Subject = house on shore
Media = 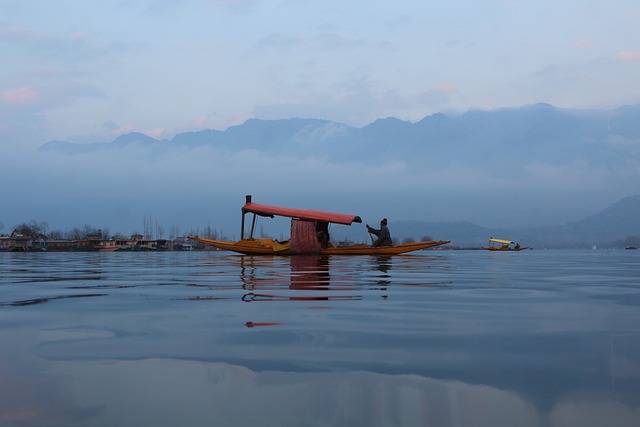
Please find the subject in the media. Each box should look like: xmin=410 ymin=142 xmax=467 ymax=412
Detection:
xmin=0 ymin=232 xmax=34 ymax=252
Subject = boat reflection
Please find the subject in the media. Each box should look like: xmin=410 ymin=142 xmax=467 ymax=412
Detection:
xmin=290 ymin=255 xmax=330 ymax=289
xmin=372 ymin=255 xmax=392 ymax=275
xmin=241 ymin=255 xmax=363 ymax=303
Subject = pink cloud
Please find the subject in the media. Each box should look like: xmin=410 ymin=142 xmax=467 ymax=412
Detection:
xmin=190 ymin=116 xmax=210 ymax=128
xmin=111 ymin=124 xmax=135 ymax=135
xmin=574 ymin=39 xmax=593 ymax=49
xmin=0 ymin=25 xmax=37 ymax=38
xmin=617 ymin=51 xmax=640 ymax=61
xmin=144 ymin=128 xmax=165 ymax=138
xmin=2 ymin=87 xmax=38 ymax=104
xmin=434 ymin=82 xmax=458 ymax=93
xmin=66 ymin=31 xmax=90 ymax=42
xmin=204 ymin=0 xmax=258 ymax=6
xmin=223 ymin=114 xmax=252 ymax=129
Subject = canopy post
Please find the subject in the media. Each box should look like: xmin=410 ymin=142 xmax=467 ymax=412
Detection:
xmin=241 ymin=211 xmax=245 ymax=240
xmin=241 ymin=195 xmax=252 ymax=239
xmin=250 ymin=214 xmax=257 ymax=239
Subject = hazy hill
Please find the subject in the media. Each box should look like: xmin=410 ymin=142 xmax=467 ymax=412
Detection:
xmin=516 ymin=194 xmax=640 ymax=248
xmin=39 ymin=104 xmax=640 ymax=174
xmin=385 ymin=194 xmax=640 ymax=249
xmin=31 ymin=103 xmax=640 ymax=237
xmin=40 ymin=103 xmax=640 ymax=164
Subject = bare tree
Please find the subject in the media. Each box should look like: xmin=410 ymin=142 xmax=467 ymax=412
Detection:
xmin=13 ymin=221 xmax=49 ymax=237
xmin=65 ymin=225 xmax=103 ymax=240
xmin=143 ymin=215 xmax=153 ymax=239
xmin=49 ymin=229 xmax=64 ymax=240
xmin=156 ymin=224 xmax=165 ymax=239
xmin=204 ymin=222 xmax=218 ymax=239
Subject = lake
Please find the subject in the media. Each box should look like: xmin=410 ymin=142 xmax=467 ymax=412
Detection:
xmin=1 ymin=250 xmax=639 ymax=427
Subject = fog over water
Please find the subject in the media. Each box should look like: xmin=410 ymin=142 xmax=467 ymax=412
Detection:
xmin=3 ymin=117 xmax=638 ymax=239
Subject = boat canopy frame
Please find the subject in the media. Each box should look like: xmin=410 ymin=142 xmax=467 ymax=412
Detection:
xmin=489 ymin=238 xmax=513 ymax=245
xmin=240 ymin=195 xmax=362 ymax=240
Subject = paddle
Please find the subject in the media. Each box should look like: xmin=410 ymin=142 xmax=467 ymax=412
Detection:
xmin=366 ymin=224 xmax=374 ymax=244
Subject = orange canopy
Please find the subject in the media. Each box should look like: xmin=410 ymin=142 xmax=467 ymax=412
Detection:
xmin=242 ymin=202 xmax=361 ymax=225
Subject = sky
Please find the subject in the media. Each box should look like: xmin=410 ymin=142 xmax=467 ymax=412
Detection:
xmin=2 ymin=0 xmax=640 ymax=144
xmin=1 ymin=0 xmax=640 ymax=236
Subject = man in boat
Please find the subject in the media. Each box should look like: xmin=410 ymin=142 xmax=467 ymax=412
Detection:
xmin=316 ymin=221 xmax=331 ymax=249
xmin=366 ymin=218 xmax=392 ymax=247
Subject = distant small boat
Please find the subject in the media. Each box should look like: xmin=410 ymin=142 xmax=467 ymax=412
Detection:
xmin=482 ymin=237 xmax=529 ymax=251
xmin=625 ymin=246 xmax=638 ymax=250
xmin=190 ymin=195 xmax=450 ymax=256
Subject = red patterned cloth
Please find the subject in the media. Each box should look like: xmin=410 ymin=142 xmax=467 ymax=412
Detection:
xmin=290 ymin=219 xmax=320 ymax=255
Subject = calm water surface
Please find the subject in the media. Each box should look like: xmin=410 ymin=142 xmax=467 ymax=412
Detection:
xmin=1 ymin=250 xmax=639 ymax=427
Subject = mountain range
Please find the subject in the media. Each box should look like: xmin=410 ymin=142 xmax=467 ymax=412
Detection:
xmin=388 ymin=194 xmax=640 ymax=249
xmin=30 ymin=103 xmax=640 ymax=243
xmin=41 ymin=103 xmax=640 ymax=171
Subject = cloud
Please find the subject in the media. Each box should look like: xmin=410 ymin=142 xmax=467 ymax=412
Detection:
xmin=0 ymin=24 xmax=108 ymax=60
xmin=112 ymin=124 xmax=135 ymax=135
xmin=573 ymin=39 xmax=594 ymax=49
xmin=523 ymin=160 xmax=610 ymax=190
xmin=0 ymin=21 xmax=120 ymax=144
xmin=203 ymin=0 xmax=259 ymax=6
xmin=252 ymin=33 xmax=304 ymax=52
xmin=251 ymin=30 xmax=374 ymax=55
xmin=102 ymin=121 xmax=119 ymax=131
xmin=144 ymin=128 xmax=165 ymax=138
xmin=0 ymin=25 xmax=38 ymax=40
xmin=251 ymin=81 xmax=459 ymax=126
xmin=617 ymin=51 xmax=640 ymax=61
xmin=0 ymin=80 xmax=105 ymax=148
xmin=1 ymin=87 xmax=38 ymax=105
xmin=415 ymin=82 xmax=459 ymax=106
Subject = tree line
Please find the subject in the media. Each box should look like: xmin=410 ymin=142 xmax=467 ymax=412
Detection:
xmin=1 ymin=219 xmax=226 ymax=241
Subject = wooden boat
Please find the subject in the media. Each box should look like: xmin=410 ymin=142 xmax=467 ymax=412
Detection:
xmin=190 ymin=195 xmax=450 ymax=256
xmin=482 ymin=237 xmax=529 ymax=251
xmin=192 ymin=236 xmax=449 ymax=256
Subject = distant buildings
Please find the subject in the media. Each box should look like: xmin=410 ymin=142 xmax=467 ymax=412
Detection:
xmin=0 ymin=232 xmax=33 ymax=252
xmin=0 ymin=230 xmax=201 ymax=252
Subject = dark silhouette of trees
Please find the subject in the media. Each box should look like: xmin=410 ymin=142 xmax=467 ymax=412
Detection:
xmin=13 ymin=221 xmax=49 ymax=237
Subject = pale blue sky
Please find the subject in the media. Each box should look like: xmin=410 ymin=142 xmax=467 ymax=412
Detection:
xmin=2 ymin=0 xmax=639 ymax=145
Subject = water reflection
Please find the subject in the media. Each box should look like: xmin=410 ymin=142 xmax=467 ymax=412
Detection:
xmin=241 ymin=255 xmax=363 ymax=302
xmin=290 ymin=256 xmax=331 ymax=289
xmin=1 ymin=251 xmax=640 ymax=426
xmin=0 ymin=293 xmax=107 ymax=307
xmin=372 ymin=255 xmax=392 ymax=274
xmin=3 ymin=353 xmax=640 ymax=427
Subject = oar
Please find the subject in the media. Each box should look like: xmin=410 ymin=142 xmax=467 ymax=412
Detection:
xmin=366 ymin=224 xmax=374 ymax=244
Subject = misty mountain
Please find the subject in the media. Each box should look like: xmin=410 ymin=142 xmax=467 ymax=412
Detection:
xmin=40 ymin=132 xmax=158 ymax=153
xmin=40 ymin=103 xmax=640 ymax=170
xmin=23 ymin=103 xmax=640 ymax=237
xmin=515 ymin=194 xmax=640 ymax=248
xmin=42 ymin=104 xmax=640 ymax=152
xmin=387 ymin=194 xmax=640 ymax=249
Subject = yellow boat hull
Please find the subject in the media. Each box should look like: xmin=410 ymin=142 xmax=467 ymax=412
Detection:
xmin=481 ymin=246 xmax=529 ymax=251
xmin=191 ymin=236 xmax=449 ymax=256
